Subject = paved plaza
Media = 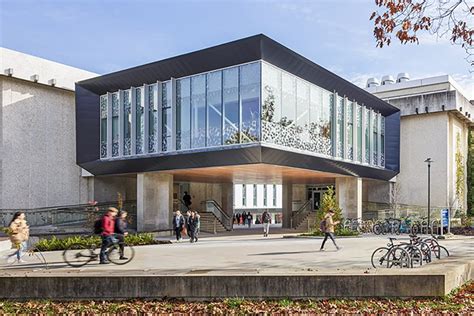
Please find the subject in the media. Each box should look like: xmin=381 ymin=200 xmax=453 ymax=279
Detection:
xmin=1 ymin=232 xmax=473 ymax=276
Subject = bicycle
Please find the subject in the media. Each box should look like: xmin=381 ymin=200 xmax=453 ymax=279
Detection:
xmin=63 ymin=236 xmax=135 ymax=267
xmin=2 ymin=237 xmax=48 ymax=269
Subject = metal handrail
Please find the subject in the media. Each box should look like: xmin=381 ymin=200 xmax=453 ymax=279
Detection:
xmin=292 ymin=198 xmax=313 ymax=216
xmin=201 ymin=200 xmax=232 ymax=231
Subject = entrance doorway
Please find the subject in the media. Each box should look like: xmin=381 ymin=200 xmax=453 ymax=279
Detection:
xmin=306 ymin=186 xmax=330 ymax=211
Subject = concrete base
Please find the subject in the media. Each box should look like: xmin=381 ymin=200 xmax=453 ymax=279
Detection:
xmin=0 ymin=258 xmax=472 ymax=300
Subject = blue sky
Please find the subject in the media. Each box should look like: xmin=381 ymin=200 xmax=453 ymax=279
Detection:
xmin=1 ymin=0 xmax=472 ymax=97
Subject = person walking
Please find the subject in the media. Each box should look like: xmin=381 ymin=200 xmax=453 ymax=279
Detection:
xmin=100 ymin=207 xmax=118 ymax=264
xmin=262 ymin=210 xmax=271 ymax=237
xmin=7 ymin=212 xmax=29 ymax=263
xmin=114 ymin=211 xmax=129 ymax=260
xmin=187 ymin=211 xmax=198 ymax=243
xmin=194 ymin=211 xmax=201 ymax=242
xmin=236 ymin=213 xmax=241 ymax=226
xmin=183 ymin=191 xmax=192 ymax=210
xmin=173 ymin=210 xmax=185 ymax=242
xmin=247 ymin=212 xmax=253 ymax=228
xmin=319 ymin=209 xmax=340 ymax=251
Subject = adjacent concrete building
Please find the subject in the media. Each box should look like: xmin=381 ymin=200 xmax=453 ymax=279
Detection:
xmin=0 ymin=48 xmax=98 ymax=209
xmin=366 ymin=74 xmax=473 ymax=214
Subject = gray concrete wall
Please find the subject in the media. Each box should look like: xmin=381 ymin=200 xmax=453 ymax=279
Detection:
xmin=0 ymin=77 xmax=91 ymax=209
xmin=93 ymin=175 xmax=137 ymax=203
xmin=189 ymin=182 xmax=223 ymax=210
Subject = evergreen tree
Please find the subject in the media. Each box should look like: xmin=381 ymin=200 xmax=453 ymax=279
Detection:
xmin=316 ymin=186 xmax=343 ymax=232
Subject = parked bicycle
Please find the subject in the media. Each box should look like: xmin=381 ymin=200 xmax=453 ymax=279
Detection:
xmin=63 ymin=237 xmax=135 ymax=267
xmin=371 ymin=235 xmax=449 ymax=269
xmin=372 ymin=218 xmax=401 ymax=235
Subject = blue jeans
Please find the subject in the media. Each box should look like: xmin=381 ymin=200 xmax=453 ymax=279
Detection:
xmin=100 ymin=235 xmax=117 ymax=262
xmin=11 ymin=241 xmax=26 ymax=260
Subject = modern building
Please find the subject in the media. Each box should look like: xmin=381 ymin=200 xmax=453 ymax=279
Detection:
xmin=76 ymin=34 xmax=401 ymax=231
xmin=0 ymin=47 xmax=98 ymax=210
xmin=366 ymin=74 xmax=473 ymax=214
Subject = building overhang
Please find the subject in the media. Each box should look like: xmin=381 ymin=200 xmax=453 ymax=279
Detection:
xmin=79 ymin=144 xmax=398 ymax=182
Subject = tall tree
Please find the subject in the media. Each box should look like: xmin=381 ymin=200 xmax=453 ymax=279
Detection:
xmin=370 ymin=0 xmax=474 ymax=68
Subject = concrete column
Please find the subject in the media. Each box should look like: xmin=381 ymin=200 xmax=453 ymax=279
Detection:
xmin=221 ymin=183 xmax=234 ymax=218
xmin=282 ymin=183 xmax=293 ymax=228
xmin=137 ymin=173 xmax=173 ymax=232
xmin=336 ymin=177 xmax=362 ymax=219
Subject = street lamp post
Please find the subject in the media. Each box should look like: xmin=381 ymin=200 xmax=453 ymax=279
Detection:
xmin=425 ymin=158 xmax=433 ymax=233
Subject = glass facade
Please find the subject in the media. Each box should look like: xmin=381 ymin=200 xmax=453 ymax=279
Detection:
xmin=135 ymin=87 xmax=144 ymax=155
xmin=98 ymin=60 xmax=386 ymax=169
xmin=99 ymin=95 xmax=107 ymax=158
xmin=123 ymin=89 xmax=132 ymax=156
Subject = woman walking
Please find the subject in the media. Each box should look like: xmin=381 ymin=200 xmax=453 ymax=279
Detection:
xmin=7 ymin=212 xmax=29 ymax=263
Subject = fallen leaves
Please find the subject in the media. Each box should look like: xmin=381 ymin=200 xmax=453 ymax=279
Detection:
xmin=0 ymin=282 xmax=472 ymax=315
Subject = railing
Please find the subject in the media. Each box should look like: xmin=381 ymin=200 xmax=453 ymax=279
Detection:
xmin=290 ymin=199 xmax=315 ymax=229
xmin=0 ymin=201 xmax=137 ymax=233
xmin=201 ymin=200 xmax=232 ymax=231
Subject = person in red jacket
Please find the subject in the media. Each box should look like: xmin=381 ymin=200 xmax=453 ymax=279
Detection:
xmin=100 ymin=207 xmax=118 ymax=264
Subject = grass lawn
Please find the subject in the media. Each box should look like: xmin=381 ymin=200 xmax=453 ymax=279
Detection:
xmin=0 ymin=282 xmax=472 ymax=314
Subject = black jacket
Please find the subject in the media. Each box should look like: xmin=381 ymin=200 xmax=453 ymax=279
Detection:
xmin=173 ymin=215 xmax=185 ymax=230
xmin=114 ymin=218 xmax=127 ymax=235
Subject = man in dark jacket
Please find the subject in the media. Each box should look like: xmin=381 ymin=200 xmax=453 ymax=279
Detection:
xmin=183 ymin=192 xmax=192 ymax=210
xmin=100 ymin=207 xmax=118 ymax=264
xmin=173 ymin=210 xmax=185 ymax=241
xmin=114 ymin=211 xmax=128 ymax=260
xmin=187 ymin=211 xmax=198 ymax=243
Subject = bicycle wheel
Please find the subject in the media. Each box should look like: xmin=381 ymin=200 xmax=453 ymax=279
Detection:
xmin=20 ymin=247 xmax=48 ymax=269
xmin=107 ymin=243 xmax=135 ymax=265
xmin=432 ymin=245 xmax=450 ymax=259
xmin=373 ymin=224 xmax=382 ymax=235
xmin=386 ymin=246 xmax=411 ymax=268
xmin=371 ymin=247 xmax=389 ymax=268
xmin=417 ymin=241 xmax=432 ymax=263
xmin=63 ymin=243 xmax=95 ymax=267
xmin=404 ymin=245 xmax=422 ymax=268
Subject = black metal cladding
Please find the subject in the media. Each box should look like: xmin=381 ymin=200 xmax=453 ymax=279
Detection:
xmin=75 ymin=34 xmax=400 ymax=179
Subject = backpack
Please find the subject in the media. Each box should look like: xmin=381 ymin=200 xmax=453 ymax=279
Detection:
xmin=319 ymin=219 xmax=327 ymax=233
xmin=93 ymin=218 xmax=103 ymax=235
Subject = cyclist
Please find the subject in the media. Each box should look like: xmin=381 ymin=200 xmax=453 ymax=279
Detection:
xmin=100 ymin=207 xmax=118 ymax=264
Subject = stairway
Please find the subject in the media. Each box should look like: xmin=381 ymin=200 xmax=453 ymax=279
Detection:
xmin=198 ymin=212 xmax=228 ymax=233
xmin=293 ymin=211 xmax=318 ymax=231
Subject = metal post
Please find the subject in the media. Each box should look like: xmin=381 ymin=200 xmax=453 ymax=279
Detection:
xmin=425 ymin=158 xmax=433 ymax=233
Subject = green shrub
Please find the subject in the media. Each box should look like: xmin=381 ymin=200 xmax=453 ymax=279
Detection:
xmin=35 ymin=233 xmax=161 ymax=252
xmin=301 ymin=227 xmax=360 ymax=237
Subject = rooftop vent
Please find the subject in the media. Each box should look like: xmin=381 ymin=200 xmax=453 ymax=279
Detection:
xmin=30 ymin=74 xmax=39 ymax=83
xmin=4 ymin=68 xmax=13 ymax=76
xmin=366 ymin=77 xmax=380 ymax=88
xmin=48 ymin=79 xmax=56 ymax=87
xmin=397 ymin=72 xmax=410 ymax=82
xmin=381 ymin=75 xmax=395 ymax=85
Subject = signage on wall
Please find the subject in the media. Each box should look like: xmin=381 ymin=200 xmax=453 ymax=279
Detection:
xmin=441 ymin=209 xmax=449 ymax=228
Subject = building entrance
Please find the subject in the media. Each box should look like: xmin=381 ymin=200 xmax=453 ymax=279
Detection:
xmin=306 ymin=186 xmax=330 ymax=211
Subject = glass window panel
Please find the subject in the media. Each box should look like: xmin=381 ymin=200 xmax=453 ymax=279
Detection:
xmin=135 ymin=87 xmax=144 ymax=154
xmin=176 ymin=78 xmax=191 ymax=150
xmin=381 ymin=116 xmax=385 ymax=167
xmin=191 ymin=74 xmax=206 ymax=148
xmin=296 ymin=79 xmax=309 ymax=129
xmin=223 ymin=67 xmax=239 ymax=144
xmin=365 ymin=108 xmax=370 ymax=163
xmin=347 ymin=102 xmax=354 ymax=160
xmin=100 ymin=95 xmax=107 ymax=158
xmin=336 ymin=97 xmax=344 ymax=158
xmin=148 ymin=84 xmax=158 ymax=153
xmin=123 ymin=90 xmax=132 ymax=156
xmin=207 ymin=71 xmax=222 ymax=147
xmin=240 ymin=62 xmax=260 ymax=143
xmin=261 ymin=63 xmax=281 ymax=123
xmin=162 ymin=82 xmax=172 ymax=152
xmin=111 ymin=93 xmax=119 ymax=157
xmin=373 ymin=113 xmax=378 ymax=165
xmin=357 ymin=105 xmax=362 ymax=162
xmin=281 ymin=72 xmax=296 ymax=125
